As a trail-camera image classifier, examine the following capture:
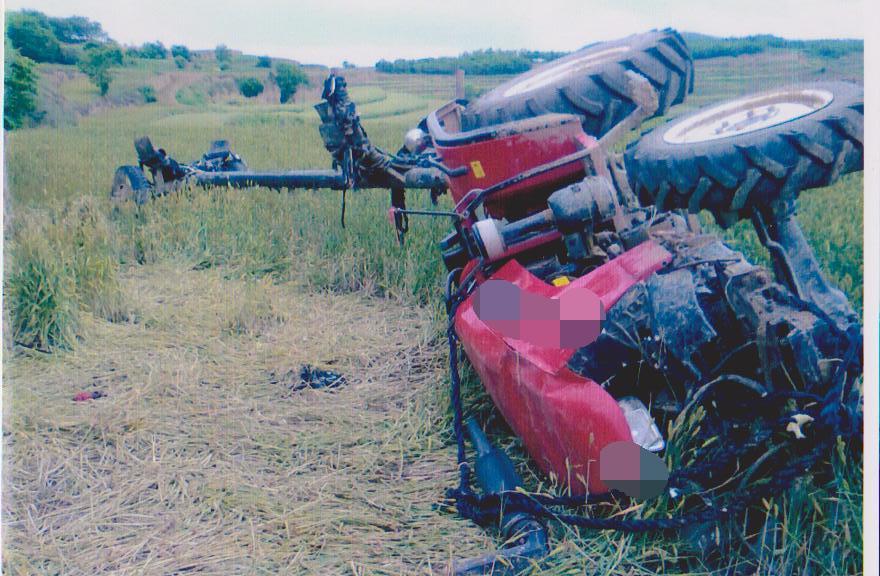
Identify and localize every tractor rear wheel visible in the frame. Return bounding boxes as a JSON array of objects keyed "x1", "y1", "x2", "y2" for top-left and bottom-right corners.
[
  {"x1": 111, "y1": 165, "x2": 152, "y2": 205},
  {"x1": 624, "y1": 81, "x2": 864, "y2": 226},
  {"x1": 462, "y1": 29, "x2": 694, "y2": 136}
]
